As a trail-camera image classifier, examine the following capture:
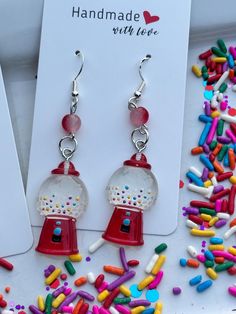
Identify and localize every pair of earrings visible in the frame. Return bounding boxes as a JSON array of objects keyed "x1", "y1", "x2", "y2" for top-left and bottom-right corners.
[{"x1": 36, "y1": 51, "x2": 158, "y2": 256}]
